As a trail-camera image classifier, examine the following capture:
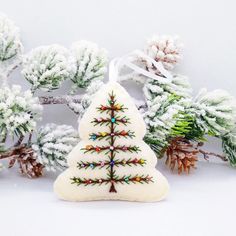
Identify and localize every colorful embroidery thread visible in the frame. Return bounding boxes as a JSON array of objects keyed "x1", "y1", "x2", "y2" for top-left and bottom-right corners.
[{"x1": 71, "y1": 92, "x2": 153, "y2": 192}]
